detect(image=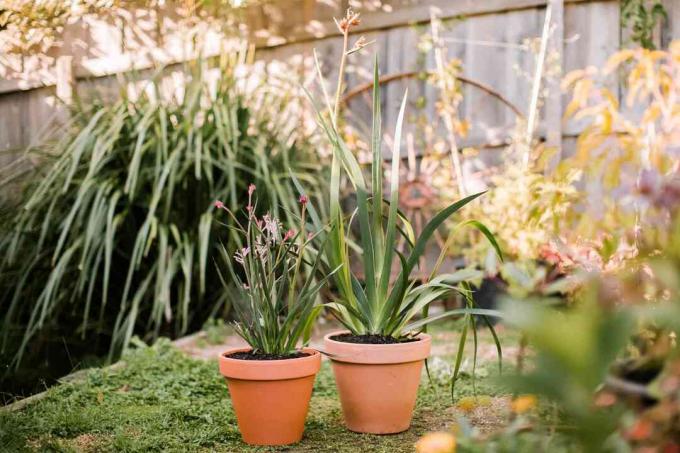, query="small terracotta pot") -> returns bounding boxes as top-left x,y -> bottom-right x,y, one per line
218,348 -> 321,446
324,331 -> 432,434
